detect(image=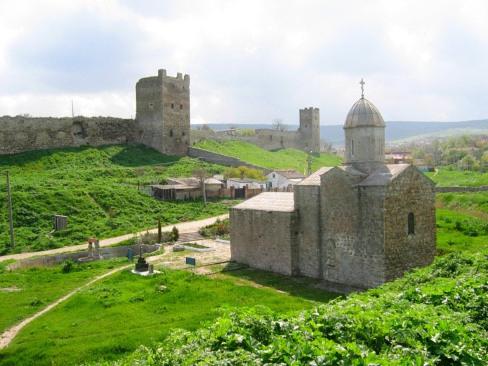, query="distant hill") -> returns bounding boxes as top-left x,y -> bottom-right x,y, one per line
193,120 -> 488,146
